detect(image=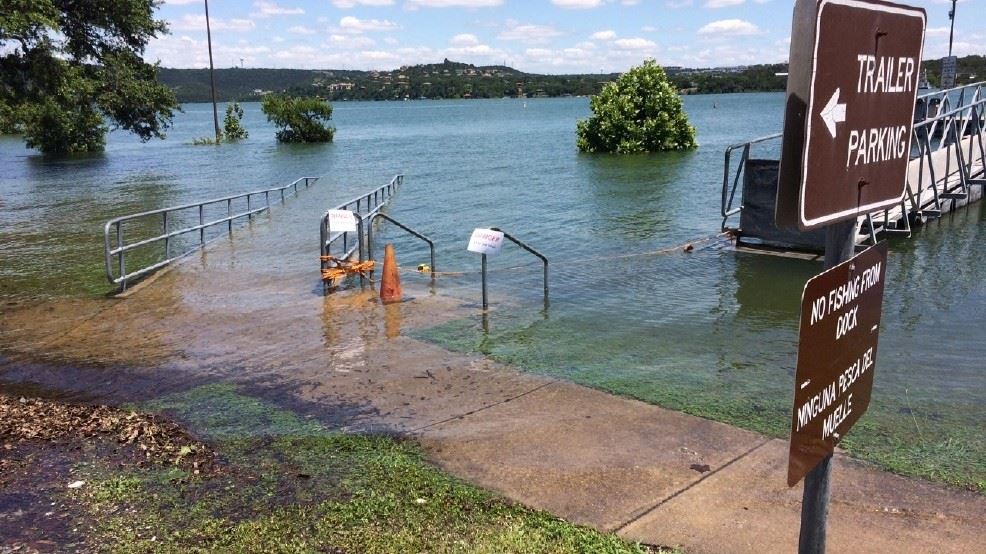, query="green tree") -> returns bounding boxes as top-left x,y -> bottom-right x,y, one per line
260,95 -> 334,143
0,0 -> 177,154
223,101 -> 248,141
577,60 -> 697,154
